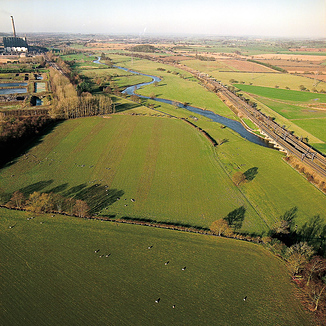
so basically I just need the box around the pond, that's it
[34,82,46,93]
[0,82,27,87]
[0,88,27,95]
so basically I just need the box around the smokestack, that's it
[11,16,17,37]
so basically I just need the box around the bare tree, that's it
[7,191,25,208]
[74,200,90,218]
[286,242,314,275]
[210,219,233,237]
[232,171,246,186]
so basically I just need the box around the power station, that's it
[3,16,28,52]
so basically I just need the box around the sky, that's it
[0,0,325,38]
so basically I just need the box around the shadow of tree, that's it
[298,216,326,255]
[73,184,124,215]
[63,183,88,197]
[11,180,123,216]
[46,183,69,194]
[224,206,246,230]
[282,206,298,226]
[19,180,54,196]
[115,102,140,112]
[1,119,65,169]
[270,208,326,256]
[244,167,258,181]
[219,138,229,145]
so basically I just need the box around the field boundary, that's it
[0,204,265,242]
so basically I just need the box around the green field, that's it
[106,55,237,120]
[0,115,261,230]
[0,208,314,326]
[232,84,326,151]
[179,59,326,92]
[294,118,326,147]
[1,114,326,233]
[234,84,326,103]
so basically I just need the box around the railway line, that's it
[207,79,326,178]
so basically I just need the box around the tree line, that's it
[4,190,89,218]
[48,67,113,119]
[0,115,52,167]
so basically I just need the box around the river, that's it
[94,57,271,147]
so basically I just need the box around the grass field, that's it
[221,72,326,92]
[0,208,314,326]
[179,58,326,92]
[0,115,264,231]
[294,118,326,147]
[106,55,237,120]
[234,84,326,103]
[232,84,326,151]
[1,113,326,234]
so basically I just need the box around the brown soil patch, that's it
[253,53,326,62]
[220,59,275,72]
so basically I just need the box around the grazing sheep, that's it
[105,254,111,258]
[131,198,135,202]
[165,261,169,265]
[243,296,247,301]
[148,246,153,249]
[155,298,160,303]
[95,249,100,253]
[99,255,104,258]
[181,267,186,271]
[172,305,175,308]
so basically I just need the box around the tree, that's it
[25,192,53,213]
[7,191,25,208]
[52,193,66,213]
[272,220,291,234]
[210,219,233,236]
[306,278,326,311]
[303,256,326,286]
[272,206,298,235]
[232,171,246,186]
[77,81,91,95]
[286,242,314,275]
[74,200,90,218]
[64,197,76,215]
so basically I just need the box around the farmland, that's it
[2,37,326,325]
[1,112,326,234]
[0,208,314,326]
[233,84,326,151]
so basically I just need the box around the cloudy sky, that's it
[0,0,325,38]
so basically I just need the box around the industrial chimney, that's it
[11,16,17,37]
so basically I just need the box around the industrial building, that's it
[3,16,28,52]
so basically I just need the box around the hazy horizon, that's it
[0,0,325,39]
